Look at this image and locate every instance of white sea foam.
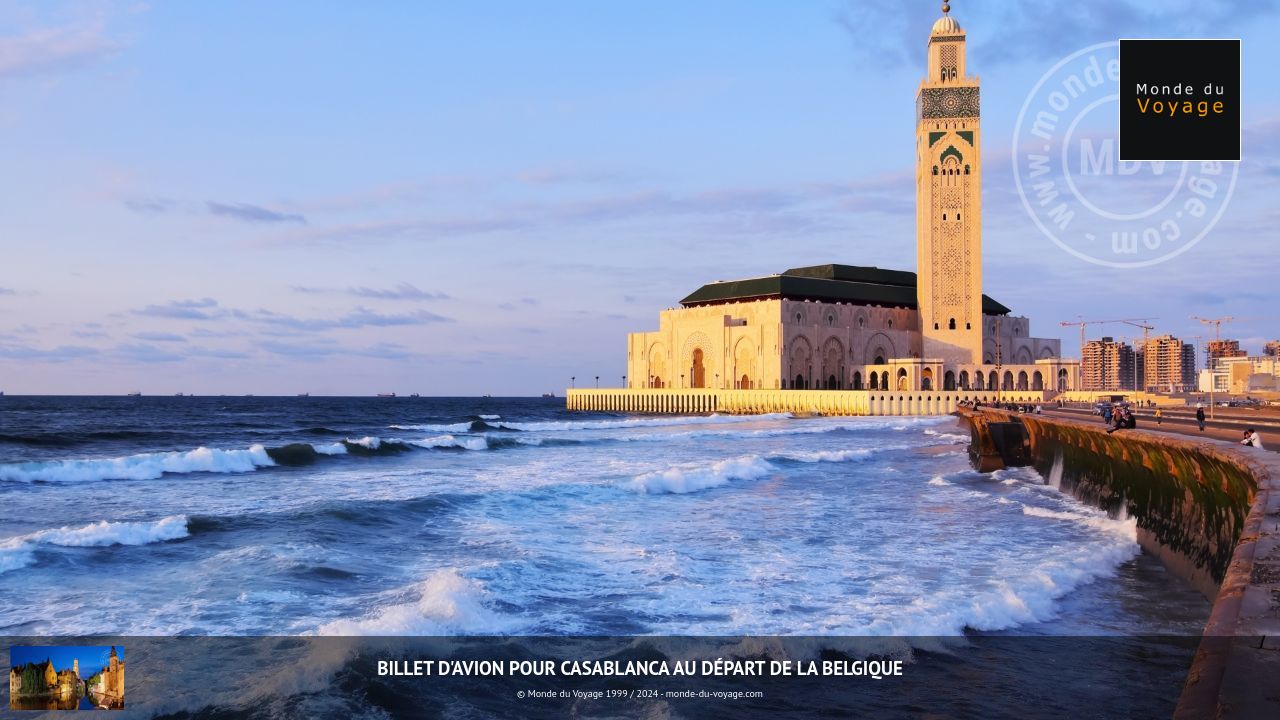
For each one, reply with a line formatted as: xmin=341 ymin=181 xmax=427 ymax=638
xmin=923 ymin=429 xmax=969 ymax=443
xmin=927 ymin=475 xmax=951 ymax=486
xmin=0 ymin=515 xmax=190 ymax=575
xmin=408 ymin=435 xmax=488 ymax=451
xmin=1021 ymin=504 xmax=1137 ymax=538
xmin=767 ymin=448 xmax=880 ymax=463
xmin=311 ymin=443 xmax=348 ymax=455
xmin=0 ymin=446 xmax=274 ymax=483
xmin=346 ymin=436 xmax=384 ymax=449
xmin=316 ymin=568 xmax=515 ymax=635
xmin=626 ymin=456 xmax=774 ymax=494
xmin=388 ymin=422 xmax=472 ymax=433
xmin=479 ymin=414 xmax=501 ymax=420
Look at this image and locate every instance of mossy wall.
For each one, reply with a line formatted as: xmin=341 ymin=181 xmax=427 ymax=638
xmin=971 ymin=411 xmax=1258 ymax=598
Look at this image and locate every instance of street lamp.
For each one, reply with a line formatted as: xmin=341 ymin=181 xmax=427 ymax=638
xmin=571 ymin=376 xmax=575 ymax=389
xmin=595 ymin=376 xmax=599 ymax=388
xmin=681 ymin=373 xmax=685 ymax=388
xmin=622 ymin=375 xmax=627 ymax=388
xmin=715 ymin=373 xmax=719 ymax=389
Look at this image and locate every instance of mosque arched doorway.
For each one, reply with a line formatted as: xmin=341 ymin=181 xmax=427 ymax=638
xmin=921 ymin=367 xmax=933 ymax=391
xmin=897 ymin=368 xmax=909 ymax=390
xmin=691 ymin=349 xmax=706 ymax=388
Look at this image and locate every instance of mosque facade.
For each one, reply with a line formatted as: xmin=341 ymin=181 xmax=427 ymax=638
xmin=623 ymin=4 xmax=1077 ymax=398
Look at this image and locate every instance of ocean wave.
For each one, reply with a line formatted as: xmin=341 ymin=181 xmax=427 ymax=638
xmin=1020 ymin=504 xmax=1137 ymax=537
xmin=0 ymin=445 xmax=275 ymax=483
xmin=408 ymin=435 xmax=488 ymax=451
xmin=0 ymin=515 xmax=190 ymax=575
xmin=316 ymin=568 xmax=517 ymax=636
xmin=626 ymin=447 xmax=895 ymax=495
xmin=478 ymin=413 xmax=795 ymax=433
xmin=767 ymin=448 xmax=883 ymax=463
xmin=625 ymin=456 xmax=775 ymax=494
xmin=388 ymin=422 xmax=473 ymax=433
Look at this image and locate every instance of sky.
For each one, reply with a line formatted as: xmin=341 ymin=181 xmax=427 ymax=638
xmin=10 ymin=645 xmax=121 ymax=676
xmin=0 ymin=0 xmax=1277 ymax=396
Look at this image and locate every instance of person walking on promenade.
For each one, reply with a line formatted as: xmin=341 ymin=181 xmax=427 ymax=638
xmin=1240 ymin=428 xmax=1265 ymax=450
xmin=1102 ymin=405 xmax=1113 ymax=425
xmin=1196 ymin=405 xmax=1206 ymax=432
xmin=1155 ymin=408 xmax=1163 ymax=426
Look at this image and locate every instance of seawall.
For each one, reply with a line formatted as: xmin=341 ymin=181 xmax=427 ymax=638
xmin=961 ymin=408 xmax=1280 ymax=719
xmin=566 ymin=388 xmax=1050 ymax=416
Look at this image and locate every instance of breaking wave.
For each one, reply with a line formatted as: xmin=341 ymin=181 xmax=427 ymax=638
xmin=626 ymin=447 xmax=889 ymax=495
xmin=0 ymin=445 xmax=276 ymax=483
xmin=0 ymin=515 xmax=190 ymax=575
xmin=626 ymin=456 xmax=774 ymax=494
xmin=316 ymin=568 xmax=517 ymax=636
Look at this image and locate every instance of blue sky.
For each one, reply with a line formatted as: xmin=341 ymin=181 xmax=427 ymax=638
xmin=10 ymin=645 xmax=121 ymax=676
xmin=0 ymin=0 xmax=1277 ymax=395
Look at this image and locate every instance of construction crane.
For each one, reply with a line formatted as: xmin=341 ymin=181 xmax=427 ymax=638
xmin=1190 ymin=315 xmax=1234 ymax=343
xmin=1059 ymin=317 xmax=1160 ymax=356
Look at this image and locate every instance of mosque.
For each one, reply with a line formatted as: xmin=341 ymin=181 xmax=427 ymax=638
xmin=620 ymin=3 xmax=1078 ymax=400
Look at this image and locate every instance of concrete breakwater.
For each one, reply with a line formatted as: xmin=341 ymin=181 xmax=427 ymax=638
xmin=566 ymin=388 xmax=1049 ymax=416
xmin=961 ymin=408 xmax=1280 ymax=719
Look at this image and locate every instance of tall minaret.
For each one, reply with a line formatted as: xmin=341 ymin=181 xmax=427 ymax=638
xmin=916 ymin=1 xmax=982 ymax=365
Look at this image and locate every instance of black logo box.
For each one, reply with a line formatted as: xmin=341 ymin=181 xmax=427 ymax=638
xmin=1119 ymin=39 xmax=1240 ymax=161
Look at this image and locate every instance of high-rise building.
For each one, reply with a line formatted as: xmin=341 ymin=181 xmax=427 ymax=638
xmin=1205 ymin=339 xmax=1246 ymax=368
xmin=1081 ymin=336 xmax=1135 ymax=391
xmin=1143 ymin=334 xmax=1195 ymax=392
xmin=1264 ymin=340 xmax=1280 ymax=357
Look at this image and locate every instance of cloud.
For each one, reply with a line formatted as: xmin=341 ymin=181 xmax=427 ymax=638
xmin=0 ymin=287 xmax=14 ymax=295
xmin=208 ymin=202 xmax=307 ymax=224
xmin=187 ymin=346 xmax=251 ymax=360
xmin=349 ymin=283 xmax=449 ymax=301
xmin=293 ymin=283 xmax=450 ymax=301
xmin=497 ymin=297 xmax=540 ymax=311
xmin=124 ymin=197 xmax=177 ymax=214
xmin=113 ymin=343 xmax=184 ymax=363
xmin=258 ymin=340 xmax=418 ymax=361
xmin=0 ymin=19 xmax=122 ymax=79
xmin=0 ymin=344 xmax=99 ymax=362
xmin=132 ymin=331 xmax=186 ymax=343
xmin=131 ymin=298 xmax=223 ymax=321
xmin=246 ymin=306 xmax=452 ymax=332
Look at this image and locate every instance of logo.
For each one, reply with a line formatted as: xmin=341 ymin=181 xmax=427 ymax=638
xmin=1012 ymin=42 xmax=1237 ymax=268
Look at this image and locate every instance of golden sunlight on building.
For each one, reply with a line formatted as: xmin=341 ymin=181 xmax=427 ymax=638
xmin=570 ymin=3 xmax=1079 ymax=415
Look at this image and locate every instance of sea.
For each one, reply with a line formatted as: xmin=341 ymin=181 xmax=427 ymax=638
xmin=0 ymin=396 xmax=1211 ymax=718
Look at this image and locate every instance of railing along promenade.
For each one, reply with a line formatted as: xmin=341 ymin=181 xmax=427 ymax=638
xmin=565 ymin=388 xmax=1051 ymax=416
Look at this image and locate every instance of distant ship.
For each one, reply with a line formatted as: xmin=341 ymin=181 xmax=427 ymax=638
xmin=297 ymin=392 xmax=310 ymax=397
xmin=409 ymin=393 xmax=420 ymax=398
xmin=377 ymin=393 xmax=396 ymax=398
xmin=542 ymin=392 xmax=555 ymax=398
xmin=127 ymin=392 xmax=142 ymax=397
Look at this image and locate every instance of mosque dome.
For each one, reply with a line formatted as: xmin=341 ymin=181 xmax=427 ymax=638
xmin=931 ymin=2 xmax=962 ymax=34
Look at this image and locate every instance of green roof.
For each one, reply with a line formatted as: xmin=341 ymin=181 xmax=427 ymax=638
xmin=679 ymin=263 xmax=1012 ymax=315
